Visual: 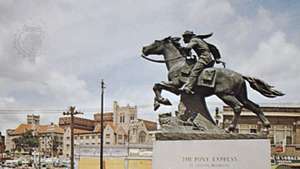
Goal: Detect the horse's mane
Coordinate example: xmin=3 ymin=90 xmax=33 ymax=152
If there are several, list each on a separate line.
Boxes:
xmin=169 ymin=37 xmax=186 ymax=57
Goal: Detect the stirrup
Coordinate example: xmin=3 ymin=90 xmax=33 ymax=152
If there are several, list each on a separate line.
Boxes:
xmin=179 ymin=87 xmax=195 ymax=95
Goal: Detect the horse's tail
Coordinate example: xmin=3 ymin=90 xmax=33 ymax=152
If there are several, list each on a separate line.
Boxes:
xmin=242 ymin=76 xmax=285 ymax=98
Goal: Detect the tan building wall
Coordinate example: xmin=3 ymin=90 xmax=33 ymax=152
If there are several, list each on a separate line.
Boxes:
xmin=39 ymin=133 xmax=64 ymax=157
xmin=5 ymin=129 xmax=16 ymax=152
xmin=27 ymin=114 xmax=40 ymax=125
xmin=222 ymin=106 xmax=300 ymax=156
xmin=5 ymin=123 xmax=64 ymax=157
xmin=63 ymin=127 xmax=71 ymax=158
xmin=63 ymin=123 xmax=127 ymax=158
xmin=128 ymin=120 xmax=156 ymax=144
xmin=113 ymin=101 xmax=137 ymax=131
xmin=0 ymin=132 xmax=5 ymax=154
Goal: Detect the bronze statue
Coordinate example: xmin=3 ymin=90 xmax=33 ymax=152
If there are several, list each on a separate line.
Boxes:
xmin=141 ymin=35 xmax=284 ymax=132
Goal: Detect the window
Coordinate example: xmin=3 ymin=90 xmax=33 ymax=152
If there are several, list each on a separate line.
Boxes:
xmin=139 ymin=131 xmax=147 ymax=144
xmin=130 ymin=115 xmax=135 ymax=121
xmin=269 ymin=137 xmax=274 ymax=145
xmin=286 ymin=136 xmax=292 ymax=145
xmin=66 ymin=136 xmax=70 ymax=140
xmin=85 ymin=136 xmax=89 ymax=139
xmin=120 ymin=114 xmax=125 ymax=123
xmin=75 ymin=136 xmax=77 ymax=140
xmin=106 ymin=134 xmax=110 ymax=139
xmin=80 ymin=136 xmax=83 ymax=140
xmin=92 ymin=136 xmax=95 ymax=139
xmin=250 ymin=129 xmax=257 ymax=133
xmin=118 ymin=135 xmax=123 ymax=140
xmin=106 ymin=142 xmax=110 ymax=145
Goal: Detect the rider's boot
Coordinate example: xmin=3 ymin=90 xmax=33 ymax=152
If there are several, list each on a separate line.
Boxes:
xmin=180 ymin=77 xmax=196 ymax=94
xmin=180 ymin=61 xmax=206 ymax=94
xmin=161 ymin=80 xmax=179 ymax=87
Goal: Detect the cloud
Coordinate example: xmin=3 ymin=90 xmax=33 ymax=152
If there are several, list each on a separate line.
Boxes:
xmin=238 ymin=31 xmax=300 ymax=103
xmin=0 ymin=0 xmax=299 ymax=133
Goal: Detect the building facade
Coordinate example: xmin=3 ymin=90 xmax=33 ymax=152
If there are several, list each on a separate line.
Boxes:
xmin=59 ymin=116 xmax=95 ymax=131
xmin=27 ymin=114 xmax=40 ymax=125
xmin=129 ymin=119 xmax=157 ymax=144
xmin=113 ymin=101 xmax=138 ymax=131
xmin=5 ymin=115 xmax=64 ymax=157
xmin=63 ymin=123 xmax=127 ymax=158
xmin=222 ymin=106 xmax=300 ymax=157
xmin=0 ymin=132 xmax=4 ymax=160
xmin=62 ymin=101 xmax=157 ymax=158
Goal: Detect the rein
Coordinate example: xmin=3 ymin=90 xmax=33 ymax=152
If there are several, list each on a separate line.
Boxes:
xmin=141 ymin=54 xmax=183 ymax=63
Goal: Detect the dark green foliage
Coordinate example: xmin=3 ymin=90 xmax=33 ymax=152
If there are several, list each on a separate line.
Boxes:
xmin=13 ymin=130 xmax=39 ymax=154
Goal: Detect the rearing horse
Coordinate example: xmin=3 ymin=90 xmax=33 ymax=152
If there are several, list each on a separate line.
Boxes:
xmin=141 ymin=36 xmax=284 ymax=132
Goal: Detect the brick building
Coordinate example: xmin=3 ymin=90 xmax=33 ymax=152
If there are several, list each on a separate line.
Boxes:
xmin=59 ymin=116 xmax=95 ymax=131
xmin=222 ymin=105 xmax=300 ymax=157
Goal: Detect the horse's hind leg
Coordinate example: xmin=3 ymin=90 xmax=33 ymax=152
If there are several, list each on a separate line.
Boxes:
xmin=153 ymin=83 xmax=180 ymax=108
xmin=237 ymin=82 xmax=271 ymax=128
xmin=217 ymin=94 xmax=243 ymax=132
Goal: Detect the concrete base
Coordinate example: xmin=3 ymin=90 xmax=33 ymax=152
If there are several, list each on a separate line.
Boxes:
xmin=153 ymin=135 xmax=271 ymax=169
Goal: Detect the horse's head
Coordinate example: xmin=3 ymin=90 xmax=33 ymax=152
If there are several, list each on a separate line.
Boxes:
xmin=141 ymin=36 xmax=184 ymax=68
xmin=142 ymin=37 xmax=171 ymax=56
xmin=142 ymin=36 xmax=182 ymax=55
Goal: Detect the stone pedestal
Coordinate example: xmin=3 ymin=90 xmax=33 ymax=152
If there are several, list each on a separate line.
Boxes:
xmin=153 ymin=132 xmax=271 ymax=169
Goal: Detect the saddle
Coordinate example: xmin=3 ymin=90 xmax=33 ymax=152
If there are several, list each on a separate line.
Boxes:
xmin=180 ymin=63 xmax=217 ymax=88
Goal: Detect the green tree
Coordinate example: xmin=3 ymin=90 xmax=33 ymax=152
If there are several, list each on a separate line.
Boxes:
xmin=13 ymin=130 xmax=39 ymax=154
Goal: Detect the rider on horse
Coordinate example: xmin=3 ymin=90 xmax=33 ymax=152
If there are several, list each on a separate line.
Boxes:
xmin=180 ymin=30 xmax=222 ymax=94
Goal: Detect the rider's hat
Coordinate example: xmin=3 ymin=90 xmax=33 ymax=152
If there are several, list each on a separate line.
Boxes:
xmin=182 ymin=30 xmax=195 ymax=37
xmin=183 ymin=30 xmax=213 ymax=39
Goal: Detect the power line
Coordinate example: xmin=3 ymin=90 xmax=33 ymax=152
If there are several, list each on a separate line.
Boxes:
xmin=0 ymin=104 xmax=155 ymax=111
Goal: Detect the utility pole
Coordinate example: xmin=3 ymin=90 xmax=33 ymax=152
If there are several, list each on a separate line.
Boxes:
xmin=63 ymin=106 xmax=83 ymax=169
xmin=100 ymin=80 xmax=105 ymax=169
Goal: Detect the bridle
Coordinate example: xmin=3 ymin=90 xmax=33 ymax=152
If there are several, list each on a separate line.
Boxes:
xmin=140 ymin=53 xmax=183 ymax=63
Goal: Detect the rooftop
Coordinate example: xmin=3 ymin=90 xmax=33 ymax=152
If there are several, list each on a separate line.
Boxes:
xmin=223 ymin=106 xmax=300 ymax=117
xmin=11 ymin=123 xmax=64 ymax=135
xmin=139 ymin=119 xmax=157 ymax=131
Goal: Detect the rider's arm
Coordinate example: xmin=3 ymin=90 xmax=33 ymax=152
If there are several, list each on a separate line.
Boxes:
xmin=185 ymin=38 xmax=198 ymax=50
xmin=184 ymin=39 xmax=198 ymax=56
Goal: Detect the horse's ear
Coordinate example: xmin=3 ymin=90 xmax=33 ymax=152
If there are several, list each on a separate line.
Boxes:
xmin=171 ymin=37 xmax=181 ymax=42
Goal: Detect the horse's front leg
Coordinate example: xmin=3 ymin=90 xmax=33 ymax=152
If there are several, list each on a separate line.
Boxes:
xmin=153 ymin=83 xmax=172 ymax=106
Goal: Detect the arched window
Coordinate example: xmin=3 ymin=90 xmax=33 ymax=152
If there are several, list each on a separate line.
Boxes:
xmin=138 ymin=131 xmax=147 ymax=144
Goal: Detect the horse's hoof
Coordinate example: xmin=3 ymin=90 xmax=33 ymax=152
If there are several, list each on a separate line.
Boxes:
xmin=261 ymin=128 xmax=270 ymax=135
xmin=225 ymin=128 xmax=232 ymax=133
xmin=226 ymin=125 xmax=235 ymax=133
xmin=162 ymin=98 xmax=172 ymax=105
xmin=154 ymin=103 xmax=160 ymax=111
xmin=264 ymin=122 xmax=271 ymax=129
xmin=160 ymin=98 xmax=172 ymax=106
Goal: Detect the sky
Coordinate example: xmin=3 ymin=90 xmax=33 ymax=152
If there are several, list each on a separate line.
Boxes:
xmin=0 ymin=0 xmax=300 ymax=133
